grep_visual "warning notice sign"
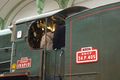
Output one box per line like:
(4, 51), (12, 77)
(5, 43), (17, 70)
(17, 57), (31, 69)
(76, 47), (98, 64)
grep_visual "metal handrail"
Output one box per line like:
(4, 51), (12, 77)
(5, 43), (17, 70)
(0, 47), (12, 50)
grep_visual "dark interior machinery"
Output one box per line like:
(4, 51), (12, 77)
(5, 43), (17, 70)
(28, 16), (65, 50)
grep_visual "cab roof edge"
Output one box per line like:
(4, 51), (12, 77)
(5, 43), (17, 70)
(15, 9), (62, 24)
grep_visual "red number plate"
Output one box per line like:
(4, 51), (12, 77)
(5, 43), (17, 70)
(17, 57), (32, 69)
(76, 47), (98, 64)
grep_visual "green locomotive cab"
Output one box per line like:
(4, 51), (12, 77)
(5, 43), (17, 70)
(1, 2), (120, 80)
(9, 6), (87, 80)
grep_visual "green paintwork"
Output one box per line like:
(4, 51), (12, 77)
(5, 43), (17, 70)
(55, 0), (69, 8)
(0, 17), (4, 30)
(45, 50), (64, 80)
(0, 30), (11, 73)
(0, 2), (119, 80)
(65, 2), (120, 80)
(36, 0), (45, 14)
(0, 34), (11, 61)
(12, 22), (42, 76)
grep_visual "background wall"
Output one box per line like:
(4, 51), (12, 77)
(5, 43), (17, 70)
(73, 0), (120, 8)
(0, 0), (120, 29)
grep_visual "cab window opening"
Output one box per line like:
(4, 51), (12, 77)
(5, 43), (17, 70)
(28, 19), (45, 49)
(28, 16), (65, 50)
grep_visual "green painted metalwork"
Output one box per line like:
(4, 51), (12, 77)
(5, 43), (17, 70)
(0, 17), (4, 30)
(55, 0), (69, 8)
(12, 22), (42, 76)
(45, 50), (65, 80)
(65, 2), (120, 80)
(1, 2), (120, 80)
(0, 32), (11, 61)
(36, 0), (45, 14)
(0, 30), (11, 73)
